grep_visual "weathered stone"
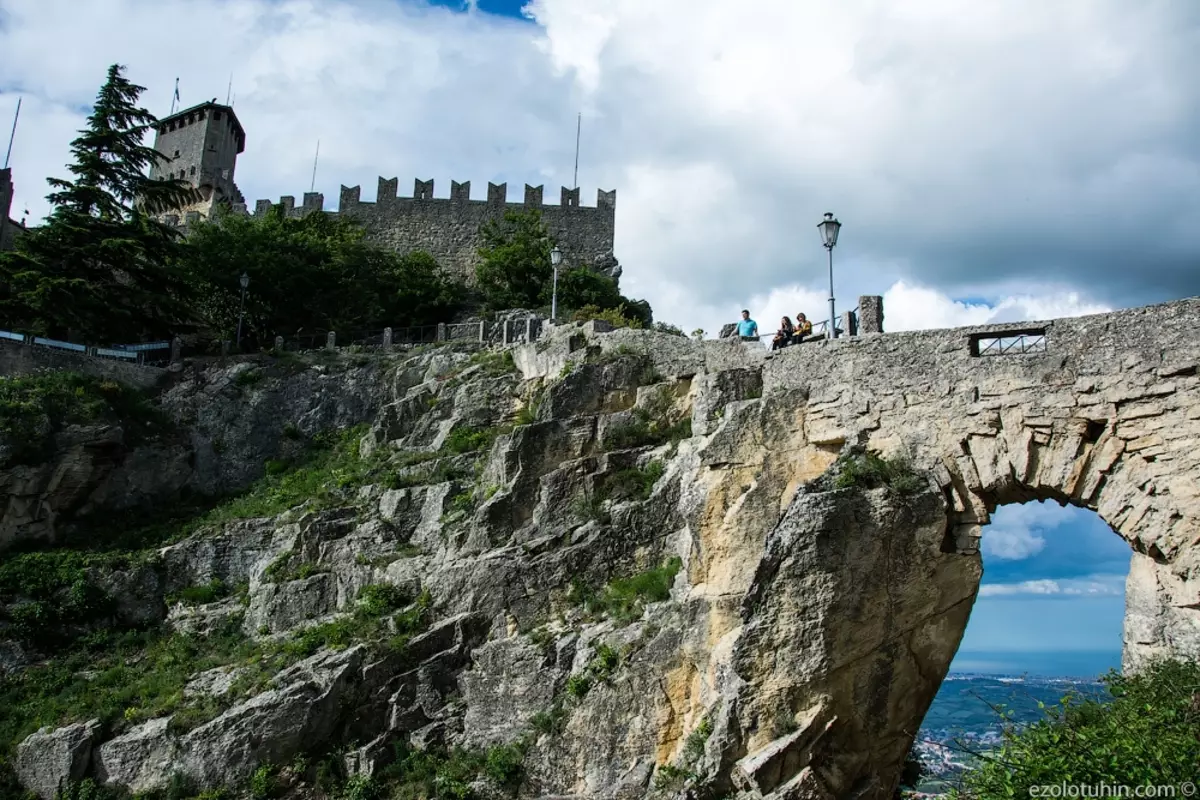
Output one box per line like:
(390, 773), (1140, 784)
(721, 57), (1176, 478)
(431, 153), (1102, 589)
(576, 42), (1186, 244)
(16, 719), (102, 800)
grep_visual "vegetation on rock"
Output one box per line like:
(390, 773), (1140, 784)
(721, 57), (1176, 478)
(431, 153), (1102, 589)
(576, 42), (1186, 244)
(951, 659), (1200, 796)
(0, 371), (167, 464)
(833, 450), (924, 496)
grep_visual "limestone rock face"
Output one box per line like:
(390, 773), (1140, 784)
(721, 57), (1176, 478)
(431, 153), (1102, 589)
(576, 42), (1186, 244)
(11, 297), (1200, 799)
(0, 356), (388, 554)
(15, 719), (101, 800)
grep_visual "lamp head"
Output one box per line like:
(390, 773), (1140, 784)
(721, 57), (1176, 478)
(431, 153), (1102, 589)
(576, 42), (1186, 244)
(550, 246), (562, 267)
(817, 212), (841, 249)
(239, 272), (250, 289)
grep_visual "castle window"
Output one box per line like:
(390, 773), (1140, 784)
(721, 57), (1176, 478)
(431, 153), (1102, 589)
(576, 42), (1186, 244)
(214, 111), (222, 120)
(190, 166), (196, 176)
(174, 150), (180, 158)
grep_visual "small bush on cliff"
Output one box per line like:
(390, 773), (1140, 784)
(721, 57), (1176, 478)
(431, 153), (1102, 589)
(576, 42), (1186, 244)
(833, 450), (924, 496)
(951, 659), (1200, 797)
(0, 371), (166, 464)
(573, 557), (683, 625)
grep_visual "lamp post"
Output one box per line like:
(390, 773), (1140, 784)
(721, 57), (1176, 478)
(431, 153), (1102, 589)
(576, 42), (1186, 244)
(236, 272), (249, 349)
(817, 212), (841, 340)
(550, 246), (562, 322)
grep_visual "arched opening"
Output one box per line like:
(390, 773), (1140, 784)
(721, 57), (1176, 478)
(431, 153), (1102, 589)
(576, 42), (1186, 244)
(916, 500), (1130, 788)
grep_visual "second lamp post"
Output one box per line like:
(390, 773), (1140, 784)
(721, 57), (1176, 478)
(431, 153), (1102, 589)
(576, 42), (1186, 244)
(236, 271), (250, 349)
(817, 213), (841, 340)
(550, 245), (562, 322)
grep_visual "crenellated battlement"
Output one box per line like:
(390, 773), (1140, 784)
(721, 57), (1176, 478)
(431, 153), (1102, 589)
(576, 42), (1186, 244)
(249, 177), (616, 216)
(155, 176), (618, 284)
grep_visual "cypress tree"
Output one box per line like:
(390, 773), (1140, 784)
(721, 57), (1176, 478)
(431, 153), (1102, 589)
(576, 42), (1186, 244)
(0, 64), (197, 342)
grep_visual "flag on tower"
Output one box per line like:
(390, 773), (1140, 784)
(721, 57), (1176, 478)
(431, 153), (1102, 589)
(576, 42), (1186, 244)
(170, 78), (180, 114)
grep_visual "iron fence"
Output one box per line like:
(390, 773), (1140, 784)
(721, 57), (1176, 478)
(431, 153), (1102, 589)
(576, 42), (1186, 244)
(975, 333), (1047, 356)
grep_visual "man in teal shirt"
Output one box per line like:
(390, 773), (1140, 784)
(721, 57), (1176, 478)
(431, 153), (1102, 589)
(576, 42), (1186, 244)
(737, 309), (759, 341)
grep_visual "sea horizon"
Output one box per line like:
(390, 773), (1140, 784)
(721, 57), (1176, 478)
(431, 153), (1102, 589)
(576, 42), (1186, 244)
(947, 649), (1121, 679)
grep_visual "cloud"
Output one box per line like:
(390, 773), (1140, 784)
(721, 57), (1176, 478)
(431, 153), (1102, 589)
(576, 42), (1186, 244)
(978, 574), (1126, 598)
(1, 0), (1198, 335)
(980, 502), (1070, 562)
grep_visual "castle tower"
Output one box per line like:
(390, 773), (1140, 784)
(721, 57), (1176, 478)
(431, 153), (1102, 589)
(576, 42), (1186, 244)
(149, 100), (246, 221)
(0, 167), (16, 251)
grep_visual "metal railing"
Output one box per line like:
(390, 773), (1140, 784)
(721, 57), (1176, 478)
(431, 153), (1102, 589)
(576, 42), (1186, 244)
(975, 333), (1047, 356)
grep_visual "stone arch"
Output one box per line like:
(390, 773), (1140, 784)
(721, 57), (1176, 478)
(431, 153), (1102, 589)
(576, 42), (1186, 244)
(930, 393), (1199, 672)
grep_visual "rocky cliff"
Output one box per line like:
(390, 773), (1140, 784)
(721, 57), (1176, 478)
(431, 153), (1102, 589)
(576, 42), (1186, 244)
(5, 298), (1199, 800)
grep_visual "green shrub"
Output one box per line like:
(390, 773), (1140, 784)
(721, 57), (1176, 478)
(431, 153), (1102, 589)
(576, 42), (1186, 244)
(577, 558), (682, 625)
(356, 584), (412, 617)
(952, 659), (1200, 796)
(442, 424), (508, 455)
(166, 578), (230, 607)
(234, 368), (264, 388)
(570, 304), (644, 329)
(602, 387), (691, 452)
(833, 451), (924, 496)
(0, 372), (167, 464)
(607, 460), (665, 502)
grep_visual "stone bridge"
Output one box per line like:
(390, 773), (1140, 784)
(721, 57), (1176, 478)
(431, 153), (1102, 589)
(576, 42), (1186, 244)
(757, 297), (1200, 671)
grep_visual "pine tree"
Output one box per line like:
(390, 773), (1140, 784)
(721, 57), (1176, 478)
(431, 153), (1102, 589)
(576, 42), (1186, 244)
(0, 64), (198, 341)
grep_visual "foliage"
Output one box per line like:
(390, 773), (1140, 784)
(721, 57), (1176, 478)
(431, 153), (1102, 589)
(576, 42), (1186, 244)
(833, 450), (924, 496)
(474, 209), (653, 323)
(601, 387), (692, 451)
(174, 207), (465, 344)
(607, 460), (665, 502)
(652, 321), (685, 337)
(0, 64), (198, 342)
(475, 209), (553, 311)
(570, 304), (644, 329)
(369, 739), (527, 798)
(572, 557), (683, 625)
(566, 643), (620, 699)
(0, 371), (167, 464)
(166, 578), (231, 607)
(952, 659), (1200, 797)
(442, 423), (510, 455)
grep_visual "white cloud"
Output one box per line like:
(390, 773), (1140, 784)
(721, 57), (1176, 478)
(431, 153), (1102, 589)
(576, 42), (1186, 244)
(978, 574), (1126, 598)
(1, 0), (1196, 334)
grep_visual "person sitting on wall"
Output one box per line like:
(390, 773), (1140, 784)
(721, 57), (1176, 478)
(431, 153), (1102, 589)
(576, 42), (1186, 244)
(736, 310), (759, 341)
(771, 316), (795, 351)
(793, 313), (813, 343)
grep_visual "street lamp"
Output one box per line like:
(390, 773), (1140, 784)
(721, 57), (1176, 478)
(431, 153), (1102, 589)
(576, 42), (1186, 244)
(817, 212), (841, 340)
(236, 272), (249, 349)
(549, 246), (562, 322)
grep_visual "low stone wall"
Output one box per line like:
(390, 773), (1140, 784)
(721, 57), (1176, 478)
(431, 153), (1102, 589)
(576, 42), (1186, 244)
(0, 340), (168, 392)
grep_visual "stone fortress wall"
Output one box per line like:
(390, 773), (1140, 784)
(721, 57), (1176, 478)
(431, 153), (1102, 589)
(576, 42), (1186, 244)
(336, 180), (615, 283)
(167, 178), (618, 285)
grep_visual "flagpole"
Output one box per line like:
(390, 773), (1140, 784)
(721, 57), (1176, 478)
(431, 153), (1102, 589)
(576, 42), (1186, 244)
(310, 140), (320, 193)
(4, 97), (20, 170)
(572, 112), (581, 189)
(170, 78), (180, 115)
(226, 74), (233, 105)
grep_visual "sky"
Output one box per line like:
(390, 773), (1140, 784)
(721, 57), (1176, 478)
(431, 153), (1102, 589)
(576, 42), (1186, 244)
(952, 502), (1130, 677)
(1, 0), (1194, 675)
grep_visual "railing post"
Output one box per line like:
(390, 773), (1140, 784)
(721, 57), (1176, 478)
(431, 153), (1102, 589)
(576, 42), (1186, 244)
(479, 321), (486, 342)
(858, 295), (884, 334)
(326, 331), (336, 350)
(274, 335), (284, 352)
(170, 337), (182, 363)
(525, 317), (532, 343)
(437, 323), (447, 342)
(383, 327), (393, 348)
(840, 310), (857, 338)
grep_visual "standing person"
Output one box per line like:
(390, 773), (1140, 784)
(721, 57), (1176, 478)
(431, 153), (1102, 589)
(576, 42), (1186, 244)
(771, 316), (794, 351)
(737, 310), (759, 341)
